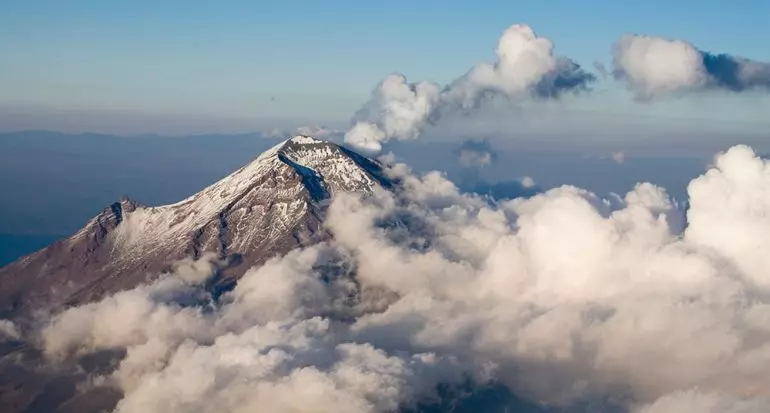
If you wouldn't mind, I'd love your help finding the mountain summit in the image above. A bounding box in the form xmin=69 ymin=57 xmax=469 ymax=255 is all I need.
xmin=0 ymin=136 xmax=392 ymax=317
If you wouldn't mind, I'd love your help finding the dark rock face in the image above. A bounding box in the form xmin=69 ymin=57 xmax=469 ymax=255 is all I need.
xmin=0 ymin=136 xmax=391 ymax=320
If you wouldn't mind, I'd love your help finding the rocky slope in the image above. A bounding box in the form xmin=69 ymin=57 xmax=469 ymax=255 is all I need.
xmin=0 ymin=135 xmax=392 ymax=319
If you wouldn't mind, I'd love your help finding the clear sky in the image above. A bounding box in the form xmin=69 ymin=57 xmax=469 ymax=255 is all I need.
xmin=1 ymin=0 xmax=769 ymax=134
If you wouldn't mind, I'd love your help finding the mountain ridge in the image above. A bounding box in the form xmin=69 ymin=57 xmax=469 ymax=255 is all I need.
xmin=0 ymin=135 xmax=392 ymax=319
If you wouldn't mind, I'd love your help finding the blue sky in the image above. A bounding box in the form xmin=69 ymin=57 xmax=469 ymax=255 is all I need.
xmin=1 ymin=0 xmax=769 ymax=134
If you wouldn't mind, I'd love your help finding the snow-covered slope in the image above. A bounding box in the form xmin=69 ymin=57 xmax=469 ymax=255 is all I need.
xmin=0 ymin=136 xmax=392 ymax=317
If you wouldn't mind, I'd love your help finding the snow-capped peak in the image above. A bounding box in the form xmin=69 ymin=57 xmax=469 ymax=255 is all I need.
xmin=0 ymin=136 xmax=395 ymax=315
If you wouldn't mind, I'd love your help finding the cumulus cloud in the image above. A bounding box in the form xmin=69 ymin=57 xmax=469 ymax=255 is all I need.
xmin=446 ymin=25 xmax=594 ymax=106
xmin=344 ymin=74 xmax=441 ymax=154
xmin=344 ymin=24 xmax=595 ymax=153
xmin=38 ymin=144 xmax=770 ymax=412
xmin=42 ymin=248 xmax=469 ymax=413
xmin=456 ymin=139 xmax=496 ymax=168
xmin=326 ymin=146 xmax=770 ymax=409
xmin=613 ymin=34 xmax=770 ymax=99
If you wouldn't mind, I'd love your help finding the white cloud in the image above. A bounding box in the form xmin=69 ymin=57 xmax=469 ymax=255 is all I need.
xmin=446 ymin=24 xmax=562 ymax=106
xmin=612 ymin=34 xmax=708 ymax=99
xmin=344 ymin=24 xmax=594 ymax=153
xmin=329 ymin=145 xmax=770 ymax=408
xmin=345 ymin=74 xmax=441 ymax=154
xmin=39 ymin=144 xmax=770 ymax=412
xmin=613 ymin=34 xmax=770 ymax=99
xmin=344 ymin=121 xmax=388 ymax=155
xmin=43 ymin=254 xmax=219 ymax=361
xmin=685 ymin=145 xmax=770 ymax=289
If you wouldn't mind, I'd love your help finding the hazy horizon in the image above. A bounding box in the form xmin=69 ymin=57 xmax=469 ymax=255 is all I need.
xmin=2 ymin=2 xmax=770 ymax=412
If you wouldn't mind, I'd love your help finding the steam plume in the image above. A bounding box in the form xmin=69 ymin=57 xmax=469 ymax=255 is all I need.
xmin=344 ymin=24 xmax=595 ymax=153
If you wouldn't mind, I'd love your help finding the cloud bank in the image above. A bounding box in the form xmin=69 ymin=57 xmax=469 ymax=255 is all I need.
xmin=37 ymin=144 xmax=770 ymax=412
xmin=613 ymin=34 xmax=770 ymax=99
xmin=344 ymin=24 xmax=595 ymax=153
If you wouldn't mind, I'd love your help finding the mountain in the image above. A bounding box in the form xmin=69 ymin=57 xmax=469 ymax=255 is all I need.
xmin=0 ymin=135 xmax=393 ymax=319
